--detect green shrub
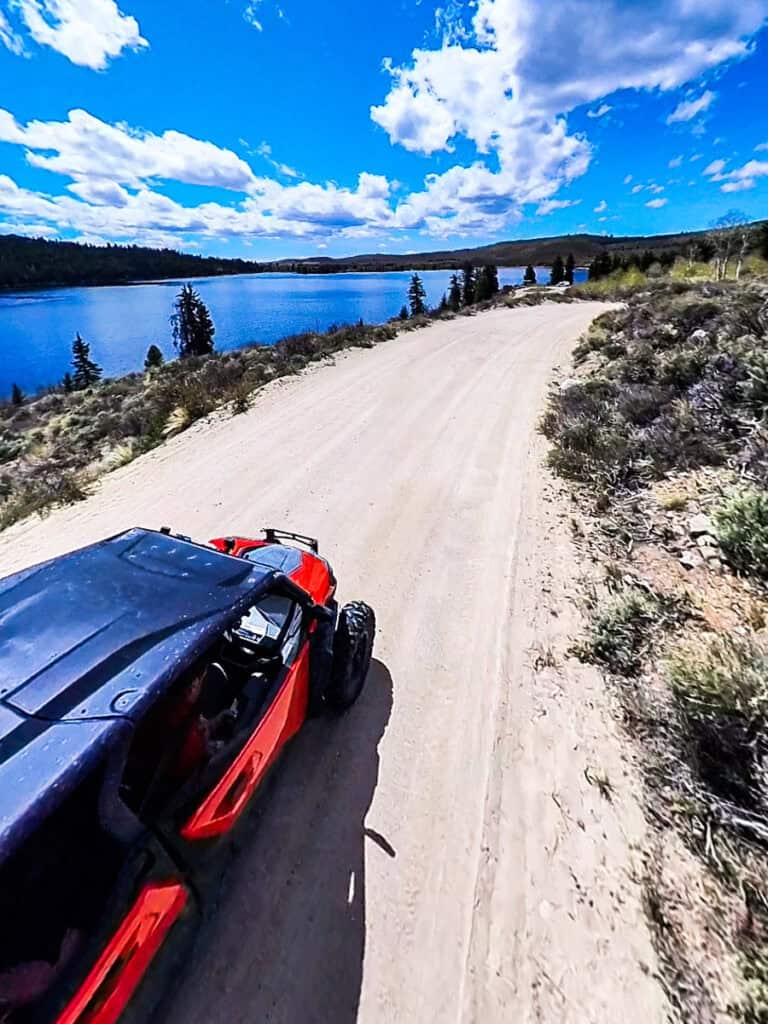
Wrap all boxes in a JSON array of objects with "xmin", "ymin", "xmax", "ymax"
[
  {"xmin": 715, "ymin": 488, "xmax": 768, "ymax": 578},
  {"xmin": 669, "ymin": 636, "xmax": 768, "ymax": 806},
  {"xmin": 576, "ymin": 591, "xmax": 659, "ymax": 677}
]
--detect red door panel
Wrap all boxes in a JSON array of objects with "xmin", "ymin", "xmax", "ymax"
[{"xmin": 181, "ymin": 642, "xmax": 310, "ymax": 841}]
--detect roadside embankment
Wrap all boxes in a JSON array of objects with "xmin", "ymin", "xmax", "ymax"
[{"xmin": 542, "ymin": 279, "xmax": 768, "ymax": 1020}]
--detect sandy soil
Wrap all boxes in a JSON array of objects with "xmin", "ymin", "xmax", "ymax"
[{"xmin": 0, "ymin": 304, "xmax": 669, "ymax": 1023}]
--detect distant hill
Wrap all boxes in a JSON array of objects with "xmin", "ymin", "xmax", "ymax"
[
  {"xmin": 270, "ymin": 227, "xmax": 733, "ymax": 274},
  {"xmin": 0, "ymin": 234, "xmax": 266, "ymax": 290},
  {"xmin": 0, "ymin": 222, "xmax": 761, "ymax": 290}
]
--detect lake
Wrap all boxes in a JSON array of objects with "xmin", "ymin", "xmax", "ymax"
[{"xmin": 0, "ymin": 266, "xmax": 587, "ymax": 397}]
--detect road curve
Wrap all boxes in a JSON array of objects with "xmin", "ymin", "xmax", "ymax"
[{"xmin": 0, "ymin": 303, "xmax": 667, "ymax": 1023}]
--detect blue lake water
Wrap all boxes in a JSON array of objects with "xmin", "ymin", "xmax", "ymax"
[{"xmin": 0, "ymin": 266, "xmax": 586, "ymax": 397}]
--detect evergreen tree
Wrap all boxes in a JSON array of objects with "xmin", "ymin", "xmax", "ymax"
[
  {"xmin": 760, "ymin": 222, "xmax": 768, "ymax": 261},
  {"xmin": 71, "ymin": 333, "xmax": 103, "ymax": 390},
  {"xmin": 523, "ymin": 264, "xmax": 537, "ymax": 285},
  {"xmin": 438, "ymin": 293, "xmax": 449, "ymax": 312},
  {"xmin": 408, "ymin": 273, "xmax": 427, "ymax": 317},
  {"xmin": 549, "ymin": 256, "xmax": 565, "ymax": 285},
  {"xmin": 449, "ymin": 273, "xmax": 462, "ymax": 312},
  {"xmin": 144, "ymin": 344, "xmax": 164, "ymax": 370},
  {"xmin": 461, "ymin": 262, "xmax": 476, "ymax": 306},
  {"xmin": 399, "ymin": 305, "xmax": 409, "ymax": 321},
  {"xmin": 62, "ymin": 372, "xmax": 73, "ymax": 393},
  {"xmin": 11, "ymin": 382, "xmax": 24, "ymax": 406},
  {"xmin": 565, "ymin": 253, "xmax": 575, "ymax": 285},
  {"xmin": 171, "ymin": 284, "xmax": 216, "ymax": 358}
]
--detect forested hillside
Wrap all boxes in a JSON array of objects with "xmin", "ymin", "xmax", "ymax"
[{"xmin": 0, "ymin": 234, "xmax": 266, "ymax": 289}]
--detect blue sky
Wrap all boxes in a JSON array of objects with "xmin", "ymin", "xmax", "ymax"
[{"xmin": 0, "ymin": 0, "xmax": 766, "ymax": 259}]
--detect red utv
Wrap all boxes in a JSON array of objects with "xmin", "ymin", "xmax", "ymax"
[{"xmin": 0, "ymin": 527, "xmax": 375, "ymax": 1023}]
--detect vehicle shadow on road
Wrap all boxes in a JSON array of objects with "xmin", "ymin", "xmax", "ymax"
[{"xmin": 164, "ymin": 658, "xmax": 394, "ymax": 1024}]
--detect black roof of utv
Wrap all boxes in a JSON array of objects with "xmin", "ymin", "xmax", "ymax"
[{"xmin": 0, "ymin": 528, "xmax": 274, "ymax": 864}]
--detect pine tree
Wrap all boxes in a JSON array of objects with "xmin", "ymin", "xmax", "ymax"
[
  {"xmin": 449, "ymin": 273, "xmax": 462, "ymax": 312},
  {"xmin": 549, "ymin": 256, "xmax": 565, "ymax": 285},
  {"xmin": 461, "ymin": 262, "xmax": 476, "ymax": 306},
  {"xmin": 408, "ymin": 273, "xmax": 427, "ymax": 317},
  {"xmin": 439, "ymin": 293, "xmax": 449, "ymax": 312},
  {"xmin": 144, "ymin": 344, "xmax": 164, "ymax": 370},
  {"xmin": 171, "ymin": 284, "xmax": 216, "ymax": 358},
  {"xmin": 565, "ymin": 253, "xmax": 575, "ymax": 285},
  {"xmin": 62, "ymin": 372, "xmax": 73, "ymax": 393},
  {"xmin": 481, "ymin": 264, "xmax": 499, "ymax": 298},
  {"xmin": 523, "ymin": 264, "xmax": 537, "ymax": 285},
  {"xmin": 71, "ymin": 333, "xmax": 103, "ymax": 389},
  {"xmin": 399, "ymin": 305, "xmax": 409, "ymax": 321},
  {"xmin": 10, "ymin": 383, "xmax": 24, "ymax": 406}
]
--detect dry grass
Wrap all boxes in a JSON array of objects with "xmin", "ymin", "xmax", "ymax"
[{"xmin": 0, "ymin": 319, "xmax": 399, "ymax": 531}]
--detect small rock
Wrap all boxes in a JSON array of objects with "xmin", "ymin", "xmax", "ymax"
[
  {"xmin": 689, "ymin": 513, "xmax": 714, "ymax": 537},
  {"xmin": 699, "ymin": 545, "xmax": 720, "ymax": 562},
  {"xmin": 689, "ymin": 328, "xmax": 710, "ymax": 345},
  {"xmin": 696, "ymin": 534, "xmax": 719, "ymax": 549},
  {"xmin": 680, "ymin": 550, "xmax": 701, "ymax": 570},
  {"xmin": 559, "ymin": 377, "xmax": 580, "ymax": 392}
]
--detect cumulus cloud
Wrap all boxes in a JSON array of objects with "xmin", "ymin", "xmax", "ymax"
[
  {"xmin": 668, "ymin": 155, "xmax": 683, "ymax": 167},
  {"xmin": 647, "ymin": 183, "xmax": 665, "ymax": 193},
  {"xmin": 646, "ymin": 197, "xmax": 669, "ymax": 208},
  {"xmin": 0, "ymin": 108, "xmax": 260, "ymax": 191},
  {"xmin": 631, "ymin": 183, "xmax": 644, "ymax": 193},
  {"xmin": 0, "ymin": 170, "xmax": 397, "ymax": 244},
  {"xmin": 594, "ymin": 199, "xmax": 607, "ymax": 212},
  {"xmin": 666, "ymin": 90, "xmax": 716, "ymax": 124},
  {"xmin": 369, "ymin": 0, "xmax": 766, "ymax": 231},
  {"xmin": 1, "ymin": 0, "xmax": 147, "ymax": 69},
  {"xmin": 755, "ymin": 141, "xmax": 768, "ymax": 152},
  {"xmin": 587, "ymin": 103, "xmax": 612, "ymax": 118},
  {"xmin": 623, "ymin": 174, "xmax": 633, "ymax": 184},
  {"xmin": 717, "ymin": 158, "xmax": 768, "ymax": 192}
]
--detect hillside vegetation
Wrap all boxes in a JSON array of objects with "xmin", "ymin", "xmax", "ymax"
[
  {"xmin": 542, "ymin": 277, "xmax": 768, "ymax": 1020},
  {"xmin": 0, "ymin": 319, "xmax": 400, "ymax": 530},
  {"xmin": 3, "ymin": 220, "xmax": 764, "ymax": 289}
]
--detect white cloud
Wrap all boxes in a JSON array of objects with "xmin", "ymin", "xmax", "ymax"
[
  {"xmin": 717, "ymin": 158, "xmax": 768, "ymax": 191},
  {"xmin": 623, "ymin": 174, "xmax": 632, "ymax": 184},
  {"xmin": 647, "ymin": 183, "xmax": 665, "ymax": 193},
  {"xmin": 668, "ymin": 155, "xmax": 683, "ymax": 167},
  {"xmin": 243, "ymin": 1, "xmax": 263, "ymax": 30},
  {"xmin": 0, "ymin": 11, "xmax": 24, "ymax": 54},
  {"xmin": 666, "ymin": 90, "xmax": 716, "ymax": 124},
  {"xmin": 255, "ymin": 141, "xmax": 302, "ymax": 179},
  {"xmin": 369, "ymin": 0, "xmax": 766, "ymax": 230},
  {"xmin": 536, "ymin": 197, "xmax": 581, "ymax": 215},
  {"xmin": 690, "ymin": 153, "xmax": 703, "ymax": 161},
  {"xmin": 755, "ymin": 141, "xmax": 768, "ymax": 152},
  {"xmin": 3, "ymin": 0, "xmax": 147, "ymax": 69},
  {"xmin": 646, "ymin": 197, "xmax": 669, "ymax": 208},
  {"xmin": 594, "ymin": 198, "xmax": 607, "ymax": 212},
  {"xmin": 703, "ymin": 157, "xmax": 727, "ymax": 177},
  {"xmin": 721, "ymin": 178, "xmax": 755, "ymax": 192},
  {"xmin": 587, "ymin": 103, "xmax": 612, "ymax": 118},
  {"xmin": 0, "ymin": 108, "xmax": 260, "ymax": 191},
  {"xmin": 631, "ymin": 183, "xmax": 644, "ymax": 193}
]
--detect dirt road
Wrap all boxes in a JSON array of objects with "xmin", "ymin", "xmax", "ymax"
[{"xmin": 0, "ymin": 304, "xmax": 668, "ymax": 1022}]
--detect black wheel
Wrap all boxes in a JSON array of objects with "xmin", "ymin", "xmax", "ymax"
[{"xmin": 327, "ymin": 602, "xmax": 375, "ymax": 711}]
